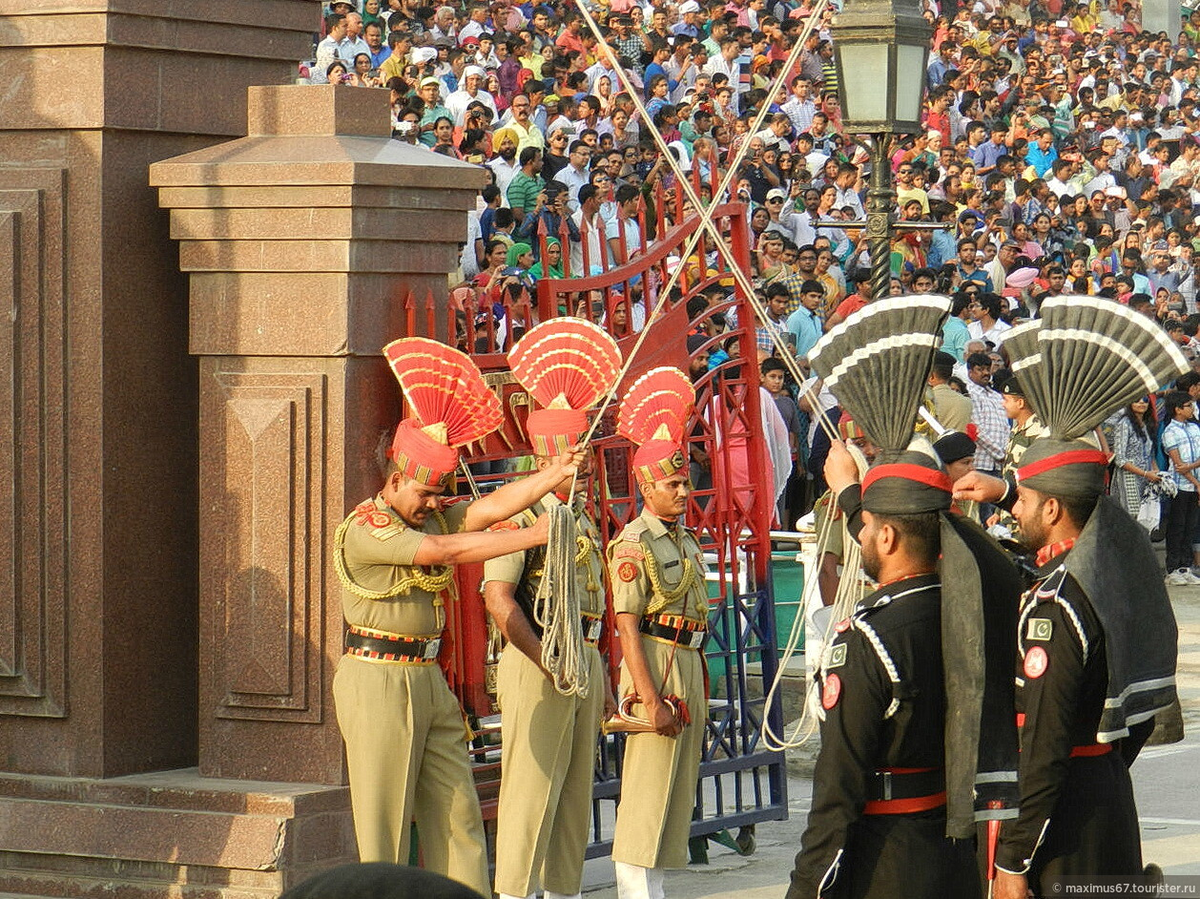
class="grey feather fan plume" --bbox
[1000,321,1047,414]
[808,295,952,452]
[1003,296,1189,439]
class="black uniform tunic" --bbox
[787,573,979,899]
[996,549,1148,888]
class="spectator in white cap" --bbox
[446,64,498,127]
[417,75,451,147]
[762,186,811,247]
[673,1,701,39]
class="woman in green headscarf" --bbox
[361,0,385,29]
[505,241,534,272]
[528,237,563,281]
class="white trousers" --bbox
[614,861,665,899]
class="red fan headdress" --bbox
[383,337,503,486]
[508,318,623,456]
[616,367,694,485]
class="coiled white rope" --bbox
[762,444,869,750]
[535,502,591,697]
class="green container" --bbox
[704,553,805,694]
[771,551,805,652]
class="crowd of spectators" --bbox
[304,0,1200,541]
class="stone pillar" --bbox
[150,84,488,784]
[0,1,311,780]
[0,5,379,895]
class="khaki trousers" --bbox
[611,636,705,869]
[333,655,490,897]
[494,644,606,896]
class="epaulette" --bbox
[1022,567,1091,661]
[1034,567,1067,603]
[814,490,842,520]
[488,507,538,532]
[352,499,406,541]
[618,517,651,541]
[367,519,405,541]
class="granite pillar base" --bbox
[0,769,354,899]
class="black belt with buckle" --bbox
[582,615,603,644]
[866,767,945,802]
[345,629,442,662]
[639,619,707,650]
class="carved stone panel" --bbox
[204,368,326,724]
[0,169,68,719]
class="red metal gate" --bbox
[402,174,788,851]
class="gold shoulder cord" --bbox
[575,533,601,596]
[333,511,455,600]
[642,531,703,618]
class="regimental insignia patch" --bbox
[1023,645,1049,679]
[617,561,638,583]
[826,643,847,669]
[354,501,394,532]
[1027,618,1053,642]
[822,673,842,709]
[614,544,646,561]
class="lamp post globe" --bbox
[832,0,930,300]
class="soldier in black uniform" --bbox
[786,294,1030,899]
[787,437,1020,899]
[951,297,1184,898]
[958,446,1177,897]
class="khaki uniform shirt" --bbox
[812,490,844,563]
[998,415,1050,531]
[608,509,708,623]
[1003,414,1050,483]
[482,493,605,617]
[340,494,469,637]
[930,382,974,434]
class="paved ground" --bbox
[578,583,1200,898]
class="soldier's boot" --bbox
[545,893,582,899]
[614,862,665,899]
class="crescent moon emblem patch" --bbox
[822,673,842,710]
[1024,646,1049,679]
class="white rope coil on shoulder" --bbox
[536,502,591,697]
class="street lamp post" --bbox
[832,0,930,300]
[864,141,896,304]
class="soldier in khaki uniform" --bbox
[333,338,584,896]
[482,319,623,899]
[992,370,1049,534]
[927,351,973,433]
[608,368,708,899]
